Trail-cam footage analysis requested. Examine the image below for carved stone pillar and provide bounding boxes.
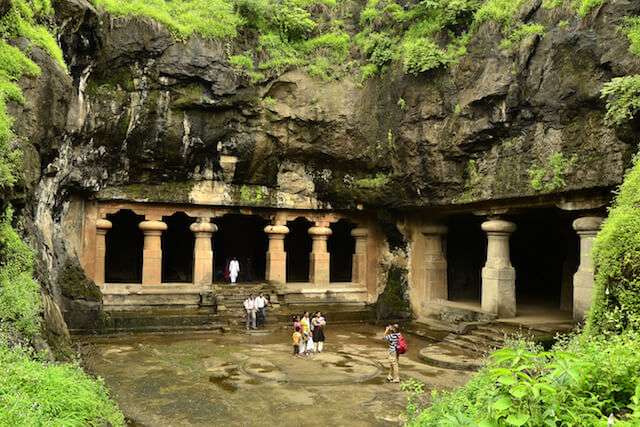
[265,224,289,285]
[481,219,517,317]
[95,219,112,286]
[421,224,448,301]
[139,220,168,286]
[572,216,603,321]
[351,228,368,285]
[309,224,332,285]
[190,219,217,286]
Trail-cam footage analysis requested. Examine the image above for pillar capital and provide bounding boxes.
[96,219,112,232]
[481,219,516,234]
[572,216,603,235]
[351,227,369,238]
[309,226,332,238]
[265,224,290,236]
[139,220,168,234]
[420,224,447,236]
[190,221,218,234]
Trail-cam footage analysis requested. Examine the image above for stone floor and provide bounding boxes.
[80,324,472,427]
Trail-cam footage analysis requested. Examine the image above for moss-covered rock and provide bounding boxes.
[376,266,412,321]
[56,259,101,302]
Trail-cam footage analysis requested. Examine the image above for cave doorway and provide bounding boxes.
[511,209,578,318]
[161,212,196,283]
[213,214,268,283]
[105,209,144,283]
[446,214,486,306]
[329,219,356,283]
[285,217,312,283]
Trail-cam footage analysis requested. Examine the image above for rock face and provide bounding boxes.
[6,0,640,335]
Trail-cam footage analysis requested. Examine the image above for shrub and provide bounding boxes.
[587,153,640,335]
[600,75,640,126]
[412,333,640,426]
[0,342,125,426]
[474,0,527,30]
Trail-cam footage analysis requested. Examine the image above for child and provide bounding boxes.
[292,326,302,357]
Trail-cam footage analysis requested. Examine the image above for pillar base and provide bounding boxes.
[481,267,516,318]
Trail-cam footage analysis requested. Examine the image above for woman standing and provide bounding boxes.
[312,312,326,353]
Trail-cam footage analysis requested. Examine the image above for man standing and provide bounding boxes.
[229,257,240,284]
[255,293,267,327]
[243,294,256,330]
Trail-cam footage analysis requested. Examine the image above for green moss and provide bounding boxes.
[458,159,483,203]
[99,181,194,203]
[528,151,577,193]
[354,173,390,189]
[56,260,102,302]
[92,0,242,40]
[237,185,268,205]
[376,265,411,320]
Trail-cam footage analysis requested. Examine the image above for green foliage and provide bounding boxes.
[92,0,242,39]
[397,97,406,111]
[574,0,605,17]
[354,173,390,189]
[499,23,545,50]
[473,0,527,29]
[0,341,125,426]
[622,17,640,57]
[412,333,640,426]
[0,208,40,338]
[587,154,640,335]
[528,151,576,193]
[401,378,427,421]
[542,0,565,9]
[600,75,640,126]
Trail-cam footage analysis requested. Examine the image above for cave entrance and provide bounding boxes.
[285,217,312,283]
[161,212,196,283]
[105,209,144,283]
[213,214,268,283]
[446,214,486,306]
[329,219,356,283]
[511,209,578,318]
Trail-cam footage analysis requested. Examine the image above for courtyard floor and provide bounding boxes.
[80,323,472,427]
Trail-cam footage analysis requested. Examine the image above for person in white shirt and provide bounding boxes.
[255,293,268,327]
[229,257,240,284]
[243,294,256,330]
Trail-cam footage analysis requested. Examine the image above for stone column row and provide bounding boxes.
[95,217,369,288]
[419,215,603,321]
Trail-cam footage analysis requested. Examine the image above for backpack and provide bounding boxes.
[396,334,408,355]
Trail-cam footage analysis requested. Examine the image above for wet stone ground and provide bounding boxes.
[80,324,471,427]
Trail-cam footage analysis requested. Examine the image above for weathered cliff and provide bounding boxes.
[2,0,639,337]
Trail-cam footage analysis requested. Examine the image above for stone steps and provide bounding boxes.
[97,308,222,333]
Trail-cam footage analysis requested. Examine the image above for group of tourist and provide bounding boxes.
[291,311,326,357]
[243,293,269,330]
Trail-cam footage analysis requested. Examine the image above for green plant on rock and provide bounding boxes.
[600,75,640,126]
[354,173,390,189]
[499,23,545,50]
[528,151,576,193]
[622,17,640,57]
[574,0,605,17]
[92,0,242,40]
